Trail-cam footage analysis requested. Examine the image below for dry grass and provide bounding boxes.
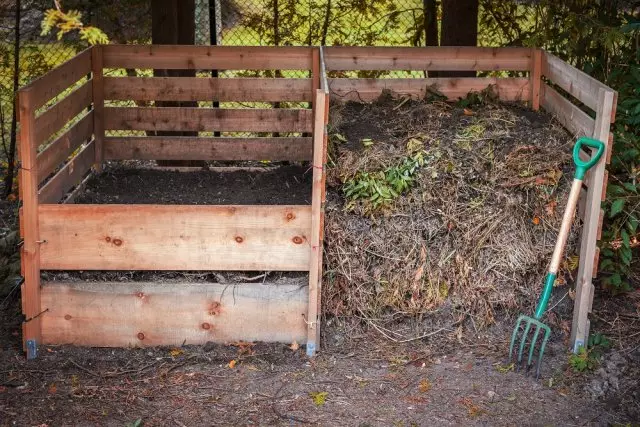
[323,90,578,328]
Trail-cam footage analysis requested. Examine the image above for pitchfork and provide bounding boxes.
[509,136,605,378]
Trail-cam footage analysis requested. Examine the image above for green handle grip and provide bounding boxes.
[572,137,605,180]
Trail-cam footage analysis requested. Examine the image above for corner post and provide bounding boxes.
[91,45,105,172]
[571,88,615,352]
[529,48,542,111]
[18,89,42,359]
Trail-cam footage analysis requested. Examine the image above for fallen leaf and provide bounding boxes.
[309,391,328,406]
[228,360,237,369]
[463,108,474,116]
[289,340,300,351]
[48,383,57,394]
[532,216,541,225]
[495,363,514,373]
[169,348,184,357]
[545,200,558,216]
[418,379,431,393]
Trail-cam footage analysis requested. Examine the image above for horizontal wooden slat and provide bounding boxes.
[328,77,530,102]
[38,141,95,204]
[34,81,93,145]
[39,205,312,270]
[104,136,312,161]
[104,107,313,133]
[36,112,94,183]
[103,45,313,70]
[541,83,595,137]
[22,48,92,110]
[41,281,308,347]
[542,52,612,114]
[324,46,532,71]
[104,77,313,102]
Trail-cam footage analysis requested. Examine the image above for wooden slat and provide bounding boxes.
[104,136,313,161]
[542,52,612,114]
[38,141,95,204]
[541,83,595,137]
[36,112,93,184]
[104,77,314,102]
[41,281,308,347]
[324,46,532,71]
[571,88,616,352]
[103,45,313,70]
[606,132,613,164]
[23,48,92,110]
[34,81,93,145]
[17,88,43,353]
[92,46,105,171]
[329,78,530,102]
[39,205,312,271]
[104,107,313,133]
[530,48,542,110]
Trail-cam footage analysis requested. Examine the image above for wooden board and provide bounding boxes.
[328,78,530,102]
[104,136,313,161]
[36,111,93,184]
[103,45,313,70]
[103,77,313,102]
[530,48,542,110]
[39,205,312,271]
[40,281,308,347]
[542,52,612,114]
[541,83,595,137]
[38,141,95,204]
[104,107,313,133]
[324,46,532,71]
[34,81,93,145]
[23,48,92,110]
[92,46,105,171]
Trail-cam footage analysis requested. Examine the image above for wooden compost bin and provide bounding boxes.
[18,45,615,357]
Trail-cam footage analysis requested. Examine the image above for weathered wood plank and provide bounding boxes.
[92,46,105,171]
[36,112,93,184]
[324,46,532,71]
[34,81,93,145]
[23,48,92,110]
[104,107,313,133]
[328,77,530,102]
[542,52,612,114]
[38,141,95,204]
[541,83,595,137]
[104,136,313,161]
[40,281,308,347]
[103,45,313,70]
[103,77,313,102]
[17,89,42,354]
[39,205,312,271]
[530,48,542,110]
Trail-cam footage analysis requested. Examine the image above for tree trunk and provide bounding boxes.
[152,0,203,166]
[423,0,439,77]
[440,0,478,77]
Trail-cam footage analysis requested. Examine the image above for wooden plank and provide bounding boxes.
[34,81,93,145]
[92,46,105,172]
[103,45,313,70]
[39,205,312,271]
[23,47,92,110]
[17,89,42,355]
[324,46,532,71]
[541,83,595,137]
[104,107,313,133]
[312,49,320,91]
[606,132,613,164]
[40,281,308,347]
[328,77,530,102]
[571,88,615,352]
[103,77,314,102]
[38,141,95,204]
[530,48,542,110]
[542,52,612,114]
[319,47,329,93]
[36,111,93,184]
[103,136,313,161]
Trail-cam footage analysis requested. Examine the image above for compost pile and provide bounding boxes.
[324,90,578,327]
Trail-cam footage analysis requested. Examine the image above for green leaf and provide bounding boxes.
[621,229,631,248]
[610,199,625,217]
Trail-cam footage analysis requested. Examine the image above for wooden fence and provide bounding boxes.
[17,45,615,357]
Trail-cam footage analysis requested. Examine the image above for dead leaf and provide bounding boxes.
[309,391,328,406]
[169,348,184,357]
[545,200,558,216]
[418,379,431,393]
[463,108,474,116]
[290,340,300,351]
[228,359,237,369]
[230,341,255,356]
[48,383,57,394]
[532,216,541,225]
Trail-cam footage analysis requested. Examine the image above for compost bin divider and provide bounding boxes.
[91,45,105,172]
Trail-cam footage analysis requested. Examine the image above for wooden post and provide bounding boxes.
[91,46,104,172]
[18,88,42,359]
[529,48,541,111]
[570,88,615,352]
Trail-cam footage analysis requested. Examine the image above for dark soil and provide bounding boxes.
[74,163,312,205]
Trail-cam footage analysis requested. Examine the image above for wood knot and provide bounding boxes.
[286,212,295,221]
[64,314,72,320]
[105,236,111,242]
[113,238,123,246]
[292,236,304,244]
[201,322,211,330]
[235,236,244,243]
[137,332,145,340]
[209,301,221,316]
[136,292,144,298]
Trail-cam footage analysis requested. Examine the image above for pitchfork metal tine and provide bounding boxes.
[509,316,524,361]
[516,322,532,371]
[527,324,541,367]
[536,329,551,379]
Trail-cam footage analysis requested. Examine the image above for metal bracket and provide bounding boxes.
[26,339,37,360]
